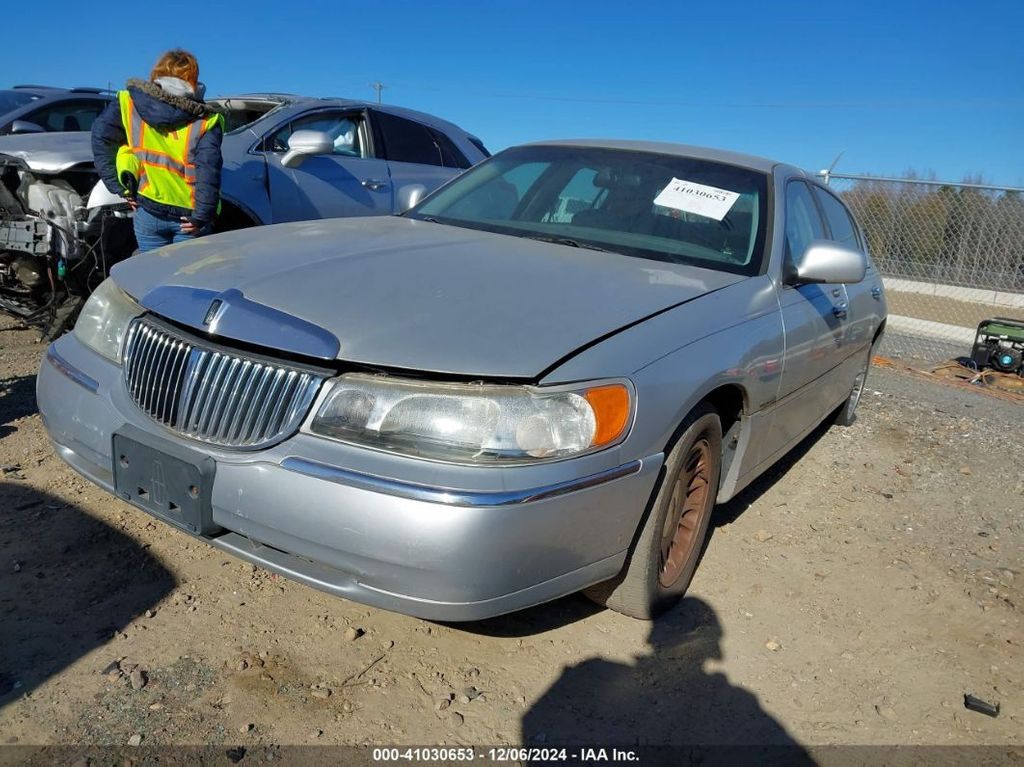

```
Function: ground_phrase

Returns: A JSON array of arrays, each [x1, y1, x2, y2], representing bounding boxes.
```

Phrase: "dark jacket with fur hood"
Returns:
[[91, 78, 223, 226]]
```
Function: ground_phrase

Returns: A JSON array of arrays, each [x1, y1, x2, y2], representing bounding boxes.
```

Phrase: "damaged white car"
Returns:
[[0, 133, 135, 338]]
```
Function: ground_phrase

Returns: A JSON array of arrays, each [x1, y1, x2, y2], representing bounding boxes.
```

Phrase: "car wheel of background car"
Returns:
[[40, 295, 84, 342], [585, 402, 722, 619], [213, 202, 259, 234], [833, 341, 877, 427]]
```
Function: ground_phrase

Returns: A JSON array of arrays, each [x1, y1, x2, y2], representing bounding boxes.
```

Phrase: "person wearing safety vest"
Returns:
[[91, 49, 224, 252]]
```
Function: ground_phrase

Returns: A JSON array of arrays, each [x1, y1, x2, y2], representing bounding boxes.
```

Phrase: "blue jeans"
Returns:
[[133, 206, 210, 252]]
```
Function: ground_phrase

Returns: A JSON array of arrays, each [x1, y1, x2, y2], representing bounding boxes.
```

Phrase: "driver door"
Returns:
[[260, 109, 393, 223], [760, 180, 852, 461]]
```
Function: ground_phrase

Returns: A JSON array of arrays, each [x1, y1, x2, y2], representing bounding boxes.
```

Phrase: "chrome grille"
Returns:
[[122, 318, 327, 449]]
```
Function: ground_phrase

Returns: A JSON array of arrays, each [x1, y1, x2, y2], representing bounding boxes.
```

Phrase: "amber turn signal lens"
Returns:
[[584, 384, 631, 447]]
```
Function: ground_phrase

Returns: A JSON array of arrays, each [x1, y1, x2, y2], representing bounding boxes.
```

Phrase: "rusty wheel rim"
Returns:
[[658, 438, 712, 589]]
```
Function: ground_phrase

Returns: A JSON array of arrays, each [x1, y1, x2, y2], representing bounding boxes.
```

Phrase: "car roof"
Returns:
[[8, 85, 113, 97], [210, 93, 297, 103], [520, 138, 784, 174], [227, 93, 472, 134]]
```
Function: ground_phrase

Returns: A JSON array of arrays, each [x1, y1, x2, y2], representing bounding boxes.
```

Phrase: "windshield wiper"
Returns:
[[522, 234, 621, 254]]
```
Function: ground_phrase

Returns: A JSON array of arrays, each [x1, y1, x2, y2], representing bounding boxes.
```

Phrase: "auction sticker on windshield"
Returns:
[[653, 178, 740, 221]]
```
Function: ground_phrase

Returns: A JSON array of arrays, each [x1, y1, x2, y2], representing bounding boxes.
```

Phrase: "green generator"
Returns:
[[971, 317, 1024, 374]]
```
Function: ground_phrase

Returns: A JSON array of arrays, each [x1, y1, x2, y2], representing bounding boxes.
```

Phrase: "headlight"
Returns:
[[73, 278, 143, 363], [310, 373, 632, 464]]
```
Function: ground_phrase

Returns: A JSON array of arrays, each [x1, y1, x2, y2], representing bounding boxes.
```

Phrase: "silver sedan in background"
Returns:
[[37, 140, 886, 621], [210, 93, 489, 228]]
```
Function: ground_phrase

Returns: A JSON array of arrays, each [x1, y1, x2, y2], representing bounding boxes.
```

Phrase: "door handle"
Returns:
[[361, 179, 387, 191], [833, 302, 849, 319], [871, 286, 882, 300]]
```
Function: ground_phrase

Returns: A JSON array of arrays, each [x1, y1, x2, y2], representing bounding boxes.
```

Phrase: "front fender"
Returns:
[[221, 153, 271, 225], [541, 276, 785, 494], [626, 314, 784, 499]]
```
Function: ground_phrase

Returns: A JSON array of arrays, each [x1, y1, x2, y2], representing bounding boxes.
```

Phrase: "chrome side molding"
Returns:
[[46, 346, 99, 393]]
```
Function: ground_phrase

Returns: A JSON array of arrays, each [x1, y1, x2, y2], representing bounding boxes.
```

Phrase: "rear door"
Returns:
[[260, 109, 393, 223], [371, 110, 467, 211]]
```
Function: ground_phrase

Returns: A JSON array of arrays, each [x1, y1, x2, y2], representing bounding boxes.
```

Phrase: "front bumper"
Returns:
[[38, 335, 662, 621]]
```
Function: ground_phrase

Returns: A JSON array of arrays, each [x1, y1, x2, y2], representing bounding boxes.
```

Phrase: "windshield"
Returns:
[[408, 145, 769, 276], [208, 97, 286, 134], [0, 91, 40, 117]]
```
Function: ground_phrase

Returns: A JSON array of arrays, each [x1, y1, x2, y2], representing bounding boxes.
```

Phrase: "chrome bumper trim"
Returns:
[[279, 456, 643, 507], [46, 345, 99, 393]]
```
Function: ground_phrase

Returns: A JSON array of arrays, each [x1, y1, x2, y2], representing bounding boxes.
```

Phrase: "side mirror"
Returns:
[[281, 130, 334, 168], [788, 240, 866, 285], [10, 120, 45, 135], [397, 184, 428, 213]]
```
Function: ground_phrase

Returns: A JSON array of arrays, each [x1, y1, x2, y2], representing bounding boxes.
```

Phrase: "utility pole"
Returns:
[[370, 82, 386, 104]]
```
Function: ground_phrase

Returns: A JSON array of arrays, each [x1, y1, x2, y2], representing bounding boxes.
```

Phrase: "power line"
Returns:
[[370, 81, 1024, 110]]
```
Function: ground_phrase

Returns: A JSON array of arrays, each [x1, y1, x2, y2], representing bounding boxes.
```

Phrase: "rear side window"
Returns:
[[375, 111, 444, 167], [427, 127, 471, 169], [813, 186, 861, 250]]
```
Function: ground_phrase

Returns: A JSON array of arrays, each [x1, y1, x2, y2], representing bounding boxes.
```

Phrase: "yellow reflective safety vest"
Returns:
[[118, 90, 224, 211], [114, 145, 141, 187]]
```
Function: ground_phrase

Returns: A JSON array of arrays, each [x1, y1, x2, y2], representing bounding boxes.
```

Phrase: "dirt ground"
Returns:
[[1, 313, 1021, 755]]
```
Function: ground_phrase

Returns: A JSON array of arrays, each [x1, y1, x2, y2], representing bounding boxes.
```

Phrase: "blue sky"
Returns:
[[7, 1, 1023, 184]]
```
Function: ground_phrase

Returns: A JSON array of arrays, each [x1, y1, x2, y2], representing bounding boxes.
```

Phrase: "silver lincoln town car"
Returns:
[[37, 140, 887, 621]]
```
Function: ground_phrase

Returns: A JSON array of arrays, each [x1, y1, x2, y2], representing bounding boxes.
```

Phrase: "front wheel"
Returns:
[[585, 403, 722, 619]]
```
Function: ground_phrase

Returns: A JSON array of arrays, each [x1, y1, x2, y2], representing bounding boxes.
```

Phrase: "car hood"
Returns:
[[111, 216, 743, 379], [0, 132, 92, 172]]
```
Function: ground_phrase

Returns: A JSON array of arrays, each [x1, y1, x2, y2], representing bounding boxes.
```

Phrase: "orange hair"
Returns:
[[150, 49, 199, 87]]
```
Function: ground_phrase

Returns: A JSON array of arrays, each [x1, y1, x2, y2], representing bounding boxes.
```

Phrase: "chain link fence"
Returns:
[[821, 172, 1024, 364]]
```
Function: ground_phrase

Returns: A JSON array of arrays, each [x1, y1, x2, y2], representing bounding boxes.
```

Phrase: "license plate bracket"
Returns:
[[112, 426, 220, 536]]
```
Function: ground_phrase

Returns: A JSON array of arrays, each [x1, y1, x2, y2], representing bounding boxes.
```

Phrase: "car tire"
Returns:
[[213, 202, 258, 234], [834, 342, 876, 427], [41, 294, 83, 342], [585, 402, 722, 619]]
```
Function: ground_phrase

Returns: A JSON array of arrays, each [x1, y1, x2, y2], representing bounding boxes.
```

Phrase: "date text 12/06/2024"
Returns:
[[372, 747, 641, 762]]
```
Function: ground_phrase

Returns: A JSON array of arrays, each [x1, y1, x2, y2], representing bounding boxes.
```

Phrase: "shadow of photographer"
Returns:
[[521, 597, 812, 760], [0, 482, 176, 706]]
